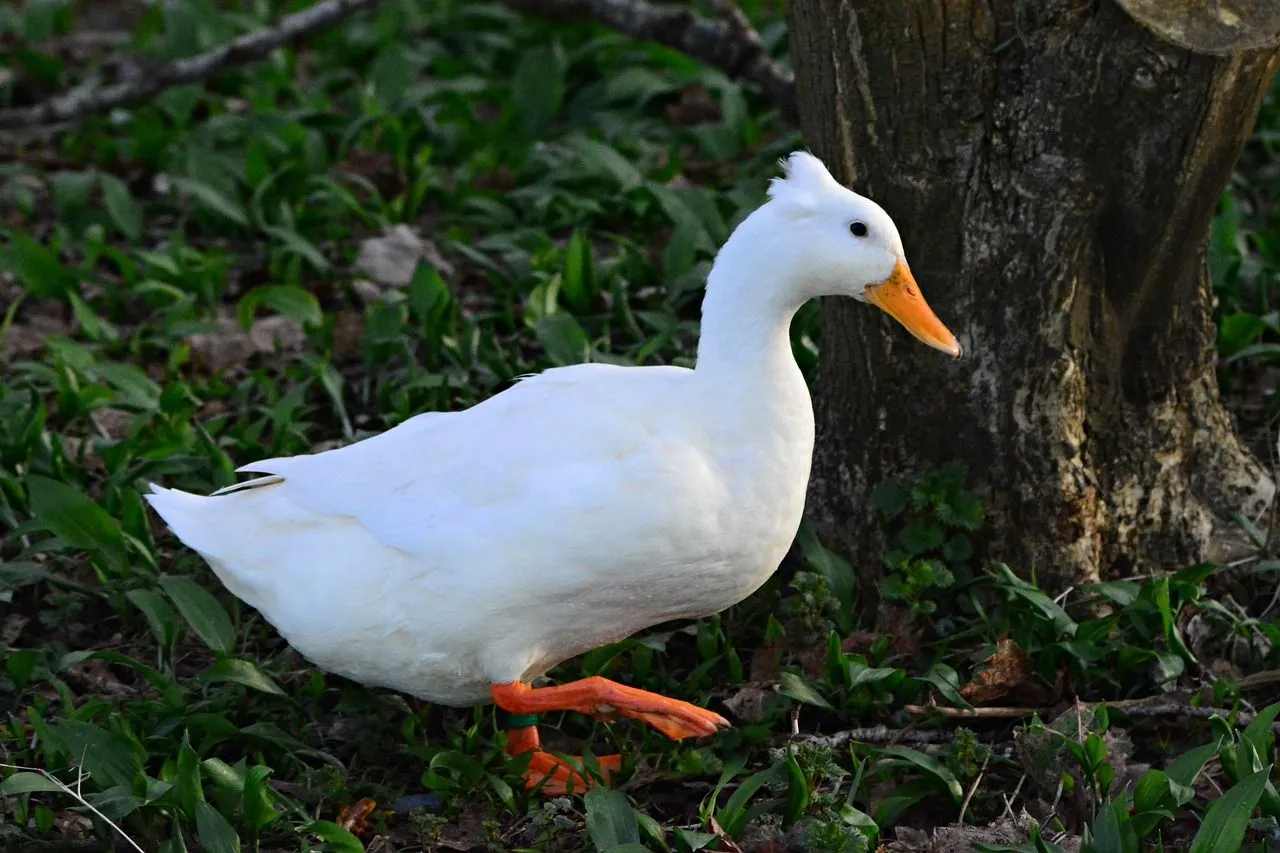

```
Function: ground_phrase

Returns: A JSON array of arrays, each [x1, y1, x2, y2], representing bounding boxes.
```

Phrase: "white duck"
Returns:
[[147, 152, 959, 792]]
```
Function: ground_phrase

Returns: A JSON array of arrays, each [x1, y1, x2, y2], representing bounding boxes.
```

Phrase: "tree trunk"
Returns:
[[790, 0, 1280, 591]]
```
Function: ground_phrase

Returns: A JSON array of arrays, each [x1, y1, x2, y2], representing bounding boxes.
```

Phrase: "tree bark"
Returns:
[[790, 0, 1279, 590]]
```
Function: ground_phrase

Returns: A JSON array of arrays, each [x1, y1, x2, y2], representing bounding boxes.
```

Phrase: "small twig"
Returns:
[[0, 763, 144, 853], [958, 752, 991, 826], [905, 704, 1039, 720], [705, 0, 759, 48], [1001, 773, 1027, 821], [906, 694, 1280, 731], [0, 0, 384, 130], [785, 725, 969, 748], [1237, 668, 1280, 690], [501, 0, 795, 116]]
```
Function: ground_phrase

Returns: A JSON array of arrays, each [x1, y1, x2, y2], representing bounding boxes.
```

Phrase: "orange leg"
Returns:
[[503, 722, 620, 795], [493, 677, 730, 742]]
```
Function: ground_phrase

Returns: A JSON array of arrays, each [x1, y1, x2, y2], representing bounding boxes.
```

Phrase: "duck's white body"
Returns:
[[147, 153, 957, 707], [150, 357, 811, 705]]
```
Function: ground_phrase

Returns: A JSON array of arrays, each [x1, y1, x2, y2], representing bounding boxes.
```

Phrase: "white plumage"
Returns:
[[147, 152, 957, 707]]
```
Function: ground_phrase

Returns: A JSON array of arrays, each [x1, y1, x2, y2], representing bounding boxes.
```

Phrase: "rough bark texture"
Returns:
[[791, 0, 1279, 590]]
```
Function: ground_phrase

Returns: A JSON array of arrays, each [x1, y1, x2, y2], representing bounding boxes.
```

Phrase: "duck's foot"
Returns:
[[504, 722, 620, 794], [492, 677, 730, 741]]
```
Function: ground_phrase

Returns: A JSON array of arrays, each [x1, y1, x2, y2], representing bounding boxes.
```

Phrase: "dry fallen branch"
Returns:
[[0, 0, 384, 130], [501, 0, 796, 116], [906, 694, 1280, 731], [906, 704, 1039, 720], [784, 725, 963, 748], [4, 0, 794, 132], [0, 762, 144, 853]]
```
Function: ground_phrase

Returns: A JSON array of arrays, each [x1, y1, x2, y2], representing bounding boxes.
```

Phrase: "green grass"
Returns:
[[4, 1, 1280, 851]]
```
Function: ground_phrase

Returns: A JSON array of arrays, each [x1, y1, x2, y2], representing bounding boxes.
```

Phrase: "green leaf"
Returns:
[[238, 284, 322, 329], [88, 785, 145, 822], [783, 752, 810, 827], [719, 762, 784, 837], [47, 720, 142, 790], [990, 563, 1076, 637], [0, 771, 64, 794], [68, 291, 118, 342], [899, 519, 945, 555], [870, 481, 911, 514], [200, 658, 285, 695], [1167, 741, 1221, 804], [242, 766, 279, 832], [916, 662, 972, 708], [561, 230, 595, 311], [176, 733, 204, 819], [847, 662, 900, 688], [2, 233, 76, 297], [262, 225, 330, 271], [1190, 766, 1270, 853], [1087, 799, 1138, 853], [872, 778, 936, 828], [536, 313, 590, 366], [795, 524, 857, 612], [100, 173, 142, 239], [1089, 581, 1140, 607], [876, 746, 964, 803], [1133, 770, 1172, 813], [26, 475, 125, 566], [172, 177, 248, 226], [512, 44, 565, 136], [201, 758, 244, 791], [584, 788, 641, 850], [675, 829, 716, 851], [195, 801, 241, 853], [1219, 312, 1266, 356], [408, 263, 453, 345], [127, 588, 181, 652], [159, 575, 235, 655], [1240, 702, 1280, 769], [305, 820, 364, 853], [838, 803, 878, 843], [778, 671, 833, 709], [569, 137, 643, 191]]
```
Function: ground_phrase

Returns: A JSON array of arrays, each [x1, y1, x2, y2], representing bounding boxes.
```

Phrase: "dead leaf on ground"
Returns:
[[709, 816, 744, 853], [186, 315, 305, 372], [878, 604, 922, 658], [355, 224, 454, 289], [2, 614, 29, 645], [337, 797, 377, 837], [65, 657, 133, 697], [749, 644, 782, 682], [248, 315, 305, 352], [332, 309, 365, 359], [883, 812, 1076, 852], [90, 407, 133, 440], [665, 85, 721, 125], [960, 638, 1034, 704], [723, 685, 773, 723]]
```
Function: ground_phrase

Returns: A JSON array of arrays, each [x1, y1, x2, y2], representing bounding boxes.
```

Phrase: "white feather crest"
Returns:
[[766, 151, 840, 214]]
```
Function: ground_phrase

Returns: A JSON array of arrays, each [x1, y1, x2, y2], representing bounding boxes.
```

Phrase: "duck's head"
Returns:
[[755, 151, 961, 358]]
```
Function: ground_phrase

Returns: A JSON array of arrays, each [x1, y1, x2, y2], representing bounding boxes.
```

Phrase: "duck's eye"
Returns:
[[849, 221, 868, 238]]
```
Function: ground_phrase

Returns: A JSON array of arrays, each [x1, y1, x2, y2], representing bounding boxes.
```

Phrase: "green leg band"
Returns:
[[505, 713, 539, 729]]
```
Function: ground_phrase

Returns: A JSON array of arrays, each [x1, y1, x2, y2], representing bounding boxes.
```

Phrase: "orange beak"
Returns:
[[864, 260, 962, 358]]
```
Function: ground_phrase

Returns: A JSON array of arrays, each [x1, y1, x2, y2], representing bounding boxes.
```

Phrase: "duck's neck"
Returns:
[[694, 221, 804, 388]]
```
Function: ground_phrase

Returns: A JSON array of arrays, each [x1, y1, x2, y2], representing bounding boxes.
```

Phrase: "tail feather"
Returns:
[[145, 483, 228, 558], [210, 475, 284, 496]]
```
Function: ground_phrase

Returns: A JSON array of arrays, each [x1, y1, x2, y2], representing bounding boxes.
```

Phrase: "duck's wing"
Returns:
[[229, 364, 713, 559]]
